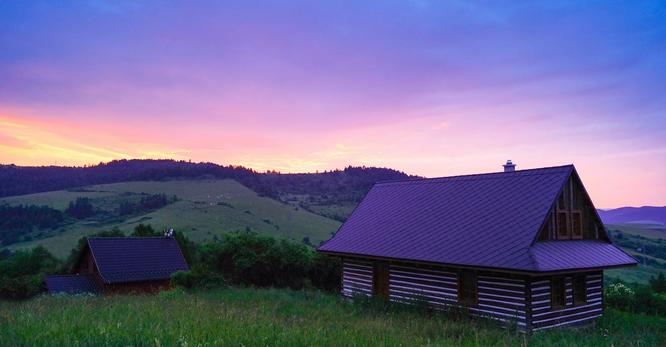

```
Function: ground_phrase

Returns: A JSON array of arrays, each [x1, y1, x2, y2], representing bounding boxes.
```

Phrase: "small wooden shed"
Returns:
[[47, 236, 188, 294], [318, 164, 637, 332]]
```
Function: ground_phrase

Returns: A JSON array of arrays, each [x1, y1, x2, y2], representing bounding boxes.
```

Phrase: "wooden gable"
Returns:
[[537, 171, 608, 241], [75, 246, 97, 274]]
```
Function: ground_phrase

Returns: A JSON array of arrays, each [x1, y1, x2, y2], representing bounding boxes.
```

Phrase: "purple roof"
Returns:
[[88, 237, 189, 284], [46, 274, 100, 294], [318, 165, 637, 272], [530, 241, 636, 271]]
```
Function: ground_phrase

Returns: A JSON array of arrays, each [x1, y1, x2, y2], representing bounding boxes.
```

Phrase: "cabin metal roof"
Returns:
[[530, 240, 636, 271], [46, 274, 100, 294], [318, 165, 637, 272], [87, 237, 189, 284]]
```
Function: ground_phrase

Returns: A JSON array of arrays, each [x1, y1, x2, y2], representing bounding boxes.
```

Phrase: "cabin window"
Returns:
[[551, 277, 566, 309], [557, 212, 569, 239], [458, 270, 478, 306], [573, 275, 587, 305], [571, 212, 583, 239], [549, 178, 595, 241]]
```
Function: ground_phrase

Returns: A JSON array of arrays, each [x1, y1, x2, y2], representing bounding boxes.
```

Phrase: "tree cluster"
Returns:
[[0, 160, 413, 209], [1, 224, 340, 300], [118, 194, 176, 216], [0, 246, 59, 299], [65, 197, 95, 219], [179, 231, 339, 291], [0, 204, 64, 245]]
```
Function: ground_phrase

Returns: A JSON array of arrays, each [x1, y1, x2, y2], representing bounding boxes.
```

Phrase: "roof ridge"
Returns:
[[375, 164, 574, 186]]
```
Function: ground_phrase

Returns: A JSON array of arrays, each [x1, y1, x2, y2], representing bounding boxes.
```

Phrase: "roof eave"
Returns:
[[83, 239, 111, 284], [317, 249, 638, 275]]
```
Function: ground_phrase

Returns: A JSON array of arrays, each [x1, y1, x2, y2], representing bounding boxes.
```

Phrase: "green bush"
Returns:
[[649, 273, 666, 293], [196, 231, 340, 290], [309, 253, 341, 291], [170, 265, 227, 289], [606, 280, 666, 316], [0, 246, 60, 299]]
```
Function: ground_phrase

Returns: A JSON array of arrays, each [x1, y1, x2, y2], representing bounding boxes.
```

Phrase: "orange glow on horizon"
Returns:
[[0, 110, 664, 209]]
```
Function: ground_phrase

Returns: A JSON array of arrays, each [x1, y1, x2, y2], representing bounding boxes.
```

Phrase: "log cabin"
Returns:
[[46, 236, 188, 294], [317, 162, 637, 332]]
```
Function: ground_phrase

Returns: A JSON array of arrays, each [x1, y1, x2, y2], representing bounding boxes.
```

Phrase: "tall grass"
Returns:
[[1, 288, 664, 346]]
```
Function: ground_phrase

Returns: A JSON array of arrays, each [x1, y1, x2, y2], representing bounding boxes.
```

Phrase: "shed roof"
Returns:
[[318, 165, 637, 272], [46, 274, 100, 294], [87, 237, 189, 284]]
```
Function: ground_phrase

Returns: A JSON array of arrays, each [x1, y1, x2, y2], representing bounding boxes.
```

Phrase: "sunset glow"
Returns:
[[1, 1, 665, 208]]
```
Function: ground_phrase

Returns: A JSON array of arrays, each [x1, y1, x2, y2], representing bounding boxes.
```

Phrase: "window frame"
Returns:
[[551, 276, 566, 310], [573, 275, 587, 306], [556, 211, 570, 240], [571, 211, 583, 239], [458, 270, 478, 306]]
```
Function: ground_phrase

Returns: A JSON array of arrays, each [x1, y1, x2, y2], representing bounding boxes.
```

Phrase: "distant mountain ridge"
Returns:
[[598, 206, 666, 225]]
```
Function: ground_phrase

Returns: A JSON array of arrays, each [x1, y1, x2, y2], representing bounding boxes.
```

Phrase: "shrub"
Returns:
[[605, 280, 666, 316], [605, 282, 635, 311], [196, 232, 340, 291], [0, 246, 60, 299], [649, 273, 666, 293], [171, 265, 227, 289], [212, 232, 313, 288], [633, 286, 666, 316], [309, 253, 341, 291]]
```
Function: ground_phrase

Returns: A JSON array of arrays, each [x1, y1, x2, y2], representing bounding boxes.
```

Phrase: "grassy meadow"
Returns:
[[2, 179, 341, 258], [605, 223, 666, 284], [0, 288, 664, 347]]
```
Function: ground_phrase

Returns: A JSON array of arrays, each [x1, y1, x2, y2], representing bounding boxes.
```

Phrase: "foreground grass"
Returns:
[[1, 288, 664, 347]]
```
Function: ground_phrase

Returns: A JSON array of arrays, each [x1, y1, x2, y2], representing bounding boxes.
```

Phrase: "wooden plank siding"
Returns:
[[388, 263, 458, 306], [340, 258, 605, 332], [471, 274, 527, 328], [341, 258, 374, 297], [529, 271, 603, 331]]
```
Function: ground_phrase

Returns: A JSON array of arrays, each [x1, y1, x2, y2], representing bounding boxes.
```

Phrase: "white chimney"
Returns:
[[503, 160, 516, 172]]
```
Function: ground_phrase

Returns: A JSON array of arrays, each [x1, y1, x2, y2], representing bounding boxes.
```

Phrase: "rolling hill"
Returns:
[[2, 160, 665, 285], [2, 179, 341, 258], [605, 222, 666, 284]]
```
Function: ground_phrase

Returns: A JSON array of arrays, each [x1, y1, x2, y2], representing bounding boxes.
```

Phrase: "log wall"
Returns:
[[341, 258, 374, 297], [340, 258, 605, 332], [529, 271, 603, 331]]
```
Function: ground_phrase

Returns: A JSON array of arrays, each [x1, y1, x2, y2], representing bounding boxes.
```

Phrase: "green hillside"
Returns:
[[2, 179, 341, 258], [606, 223, 666, 284]]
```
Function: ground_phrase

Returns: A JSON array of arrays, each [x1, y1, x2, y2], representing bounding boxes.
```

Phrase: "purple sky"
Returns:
[[1, 1, 665, 208]]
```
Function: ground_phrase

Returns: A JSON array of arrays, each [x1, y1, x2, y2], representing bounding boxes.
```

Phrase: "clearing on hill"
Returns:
[[2, 179, 341, 258]]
